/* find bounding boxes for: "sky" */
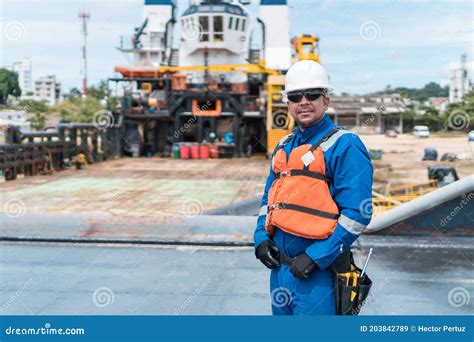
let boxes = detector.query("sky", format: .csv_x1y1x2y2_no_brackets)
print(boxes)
1,0,473,95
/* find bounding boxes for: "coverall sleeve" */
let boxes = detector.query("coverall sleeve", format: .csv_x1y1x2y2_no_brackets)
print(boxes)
305,133,373,270
253,160,275,253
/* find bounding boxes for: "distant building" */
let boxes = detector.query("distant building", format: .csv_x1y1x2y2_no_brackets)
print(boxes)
426,97,449,113
34,75,62,105
449,54,473,104
12,57,33,96
0,110,31,134
327,94,406,134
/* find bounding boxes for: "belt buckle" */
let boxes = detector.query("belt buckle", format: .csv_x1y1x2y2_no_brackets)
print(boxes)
269,202,281,210
281,170,291,177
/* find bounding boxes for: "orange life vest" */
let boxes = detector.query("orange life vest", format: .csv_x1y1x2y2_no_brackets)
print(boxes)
265,128,343,239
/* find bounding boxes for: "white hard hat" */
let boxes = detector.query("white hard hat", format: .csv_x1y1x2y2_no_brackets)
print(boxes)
284,60,333,94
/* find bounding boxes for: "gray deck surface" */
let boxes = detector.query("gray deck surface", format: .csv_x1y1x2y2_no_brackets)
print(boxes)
1,238,472,315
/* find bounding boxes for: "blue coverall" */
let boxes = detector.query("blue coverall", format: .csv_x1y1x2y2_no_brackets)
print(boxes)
254,114,373,315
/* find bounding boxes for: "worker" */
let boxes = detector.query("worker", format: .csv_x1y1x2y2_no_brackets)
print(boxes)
254,60,373,315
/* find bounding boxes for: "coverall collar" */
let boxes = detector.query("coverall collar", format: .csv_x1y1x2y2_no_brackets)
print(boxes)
295,114,333,144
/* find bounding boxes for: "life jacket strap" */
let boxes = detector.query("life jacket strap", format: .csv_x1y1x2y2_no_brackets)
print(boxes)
303,127,343,171
274,169,328,181
309,127,342,153
268,202,340,220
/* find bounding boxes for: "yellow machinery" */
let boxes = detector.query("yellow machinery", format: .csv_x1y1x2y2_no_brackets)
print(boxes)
265,75,295,155
292,34,320,62
115,60,280,78
372,180,439,215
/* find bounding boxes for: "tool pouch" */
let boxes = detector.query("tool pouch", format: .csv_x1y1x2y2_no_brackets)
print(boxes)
331,250,372,315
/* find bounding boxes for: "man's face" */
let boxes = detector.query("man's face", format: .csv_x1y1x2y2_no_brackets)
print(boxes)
287,88,330,129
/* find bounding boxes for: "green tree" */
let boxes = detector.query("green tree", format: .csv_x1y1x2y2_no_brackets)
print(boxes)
16,99,49,113
69,87,82,98
373,82,448,102
0,68,21,104
28,113,46,131
402,108,416,131
106,95,120,110
50,96,104,123
419,105,439,116
87,80,110,100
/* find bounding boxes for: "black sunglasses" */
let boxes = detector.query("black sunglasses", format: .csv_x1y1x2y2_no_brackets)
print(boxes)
287,90,325,103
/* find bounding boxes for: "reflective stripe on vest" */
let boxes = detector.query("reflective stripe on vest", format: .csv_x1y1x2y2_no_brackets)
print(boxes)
265,127,347,239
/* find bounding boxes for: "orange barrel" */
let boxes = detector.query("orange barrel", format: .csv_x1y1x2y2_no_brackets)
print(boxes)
209,144,219,158
190,143,200,159
180,144,190,159
200,144,210,159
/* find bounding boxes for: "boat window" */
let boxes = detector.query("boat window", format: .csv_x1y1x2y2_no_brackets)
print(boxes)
235,18,240,30
199,16,209,42
241,19,246,31
228,16,233,30
213,16,224,42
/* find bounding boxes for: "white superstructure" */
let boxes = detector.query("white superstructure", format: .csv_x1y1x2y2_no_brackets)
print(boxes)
178,1,252,84
258,0,291,71
119,0,176,66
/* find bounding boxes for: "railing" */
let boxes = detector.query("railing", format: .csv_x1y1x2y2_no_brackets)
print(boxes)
388,180,439,196
0,122,122,181
372,180,440,215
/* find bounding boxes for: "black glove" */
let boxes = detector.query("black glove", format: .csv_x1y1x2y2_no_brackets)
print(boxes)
290,253,317,279
256,240,281,269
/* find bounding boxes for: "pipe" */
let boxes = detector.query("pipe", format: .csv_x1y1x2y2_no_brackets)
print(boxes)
367,175,474,232
257,17,266,60
165,18,175,65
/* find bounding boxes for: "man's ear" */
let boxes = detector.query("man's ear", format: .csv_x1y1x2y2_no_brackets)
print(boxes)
323,96,330,110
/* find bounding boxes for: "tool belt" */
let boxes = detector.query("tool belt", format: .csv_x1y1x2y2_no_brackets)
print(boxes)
278,249,372,315
330,250,372,315
279,253,294,267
